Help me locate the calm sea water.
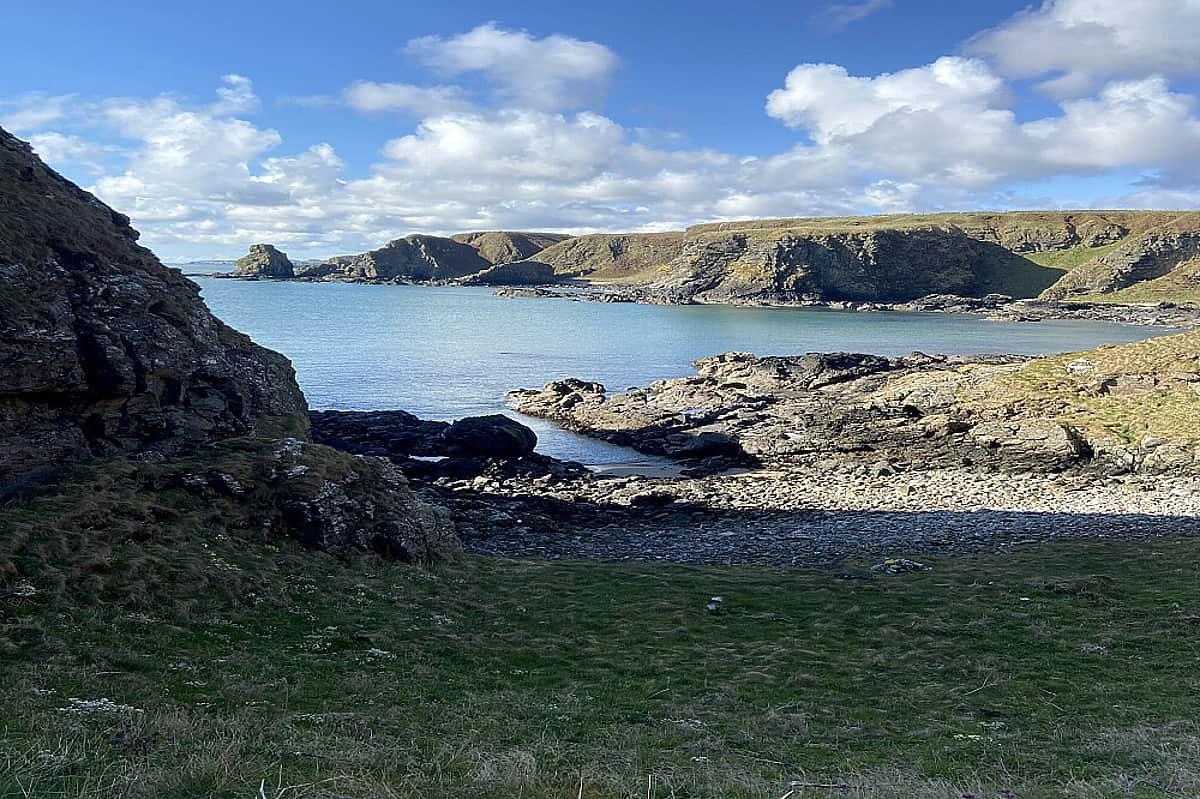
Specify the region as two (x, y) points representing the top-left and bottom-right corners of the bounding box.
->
(195, 279), (1172, 464)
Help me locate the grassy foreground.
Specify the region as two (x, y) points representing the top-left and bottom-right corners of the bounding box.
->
(2, 511), (1199, 798)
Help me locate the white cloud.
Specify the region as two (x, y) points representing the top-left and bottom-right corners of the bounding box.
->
(812, 0), (894, 31)
(8, 10), (1200, 262)
(27, 131), (115, 174)
(210, 74), (260, 115)
(766, 57), (1007, 143)
(405, 23), (618, 110)
(342, 81), (470, 115)
(967, 0), (1200, 96)
(0, 93), (75, 133)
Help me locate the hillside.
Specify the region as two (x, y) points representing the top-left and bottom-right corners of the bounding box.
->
(517, 232), (687, 281)
(233, 211), (1200, 304)
(450, 231), (572, 265)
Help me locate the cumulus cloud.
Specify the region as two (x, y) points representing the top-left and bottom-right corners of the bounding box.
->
(9, 10), (1200, 261)
(967, 0), (1200, 96)
(766, 57), (1007, 142)
(341, 81), (470, 115)
(405, 23), (618, 109)
(0, 92), (75, 133)
(210, 74), (261, 115)
(812, 0), (894, 31)
(27, 131), (115, 174)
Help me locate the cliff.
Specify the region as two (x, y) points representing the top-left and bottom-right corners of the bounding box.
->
(0, 126), (307, 488)
(626, 211), (1200, 304)
(297, 230), (570, 282)
(0, 126), (459, 565)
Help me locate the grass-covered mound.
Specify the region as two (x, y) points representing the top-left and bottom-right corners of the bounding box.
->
(960, 330), (1200, 451)
(2, 467), (1198, 797)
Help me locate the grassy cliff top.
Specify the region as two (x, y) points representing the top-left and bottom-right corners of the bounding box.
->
(683, 210), (1200, 239)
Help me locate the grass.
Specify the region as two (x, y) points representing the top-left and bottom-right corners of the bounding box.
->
(957, 330), (1200, 447)
(3, 465), (1200, 797)
(1022, 241), (1126, 272)
(1072, 259), (1200, 305)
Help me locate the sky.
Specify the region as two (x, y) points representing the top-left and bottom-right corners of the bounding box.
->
(3, 0), (1200, 261)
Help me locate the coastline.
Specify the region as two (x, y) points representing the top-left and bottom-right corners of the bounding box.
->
(187, 270), (1200, 328)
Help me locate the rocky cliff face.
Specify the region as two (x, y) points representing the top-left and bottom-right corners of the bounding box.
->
(301, 231), (570, 282)
(0, 127), (308, 489)
(233, 243), (294, 278)
(1040, 227), (1200, 300)
(563, 212), (1200, 305)
(637, 227), (1008, 303)
(311, 235), (489, 281)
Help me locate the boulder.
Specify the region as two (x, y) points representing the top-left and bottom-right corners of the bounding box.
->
(440, 415), (538, 458)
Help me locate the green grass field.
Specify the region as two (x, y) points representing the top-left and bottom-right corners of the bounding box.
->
(3, 518), (1199, 798)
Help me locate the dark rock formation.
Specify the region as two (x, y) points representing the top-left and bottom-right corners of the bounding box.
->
(441, 414), (537, 458)
(0, 126), (308, 490)
(458, 261), (557, 285)
(310, 409), (586, 483)
(233, 243), (294, 278)
(509, 344), (1198, 475)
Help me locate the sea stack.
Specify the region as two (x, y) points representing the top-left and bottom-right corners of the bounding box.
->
(233, 243), (295, 278)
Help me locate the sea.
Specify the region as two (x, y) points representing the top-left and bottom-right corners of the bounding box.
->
(192, 277), (1174, 465)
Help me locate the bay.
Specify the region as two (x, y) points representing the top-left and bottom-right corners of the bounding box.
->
(195, 279), (1173, 464)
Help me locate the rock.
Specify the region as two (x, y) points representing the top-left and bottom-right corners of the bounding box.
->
(233, 244), (294, 278)
(440, 415), (538, 458)
(0, 126), (308, 491)
(459, 260), (558, 285)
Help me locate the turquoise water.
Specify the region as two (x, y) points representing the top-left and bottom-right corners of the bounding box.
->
(195, 279), (1173, 464)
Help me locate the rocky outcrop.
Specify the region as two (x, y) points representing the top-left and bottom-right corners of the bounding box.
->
(312, 235), (490, 282)
(633, 227), (1063, 304)
(458, 261), (557, 285)
(175, 437), (457, 562)
(297, 231), (570, 283)
(233, 244), (294, 278)
(310, 410), (586, 482)
(1040, 229), (1200, 300)
(511, 333), (1200, 476)
(0, 126), (308, 490)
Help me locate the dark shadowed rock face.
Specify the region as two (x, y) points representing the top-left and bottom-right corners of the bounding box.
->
(234, 244), (294, 278)
(0, 127), (308, 490)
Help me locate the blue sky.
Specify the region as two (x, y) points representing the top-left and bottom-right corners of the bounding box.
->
(4, 0), (1200, 260)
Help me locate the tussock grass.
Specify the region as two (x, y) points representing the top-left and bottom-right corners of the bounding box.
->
(959, 330), (1200, 446)
(3, 465), (1200, 799)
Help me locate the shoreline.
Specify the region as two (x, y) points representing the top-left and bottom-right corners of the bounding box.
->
(188, 272), (1200, 328)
